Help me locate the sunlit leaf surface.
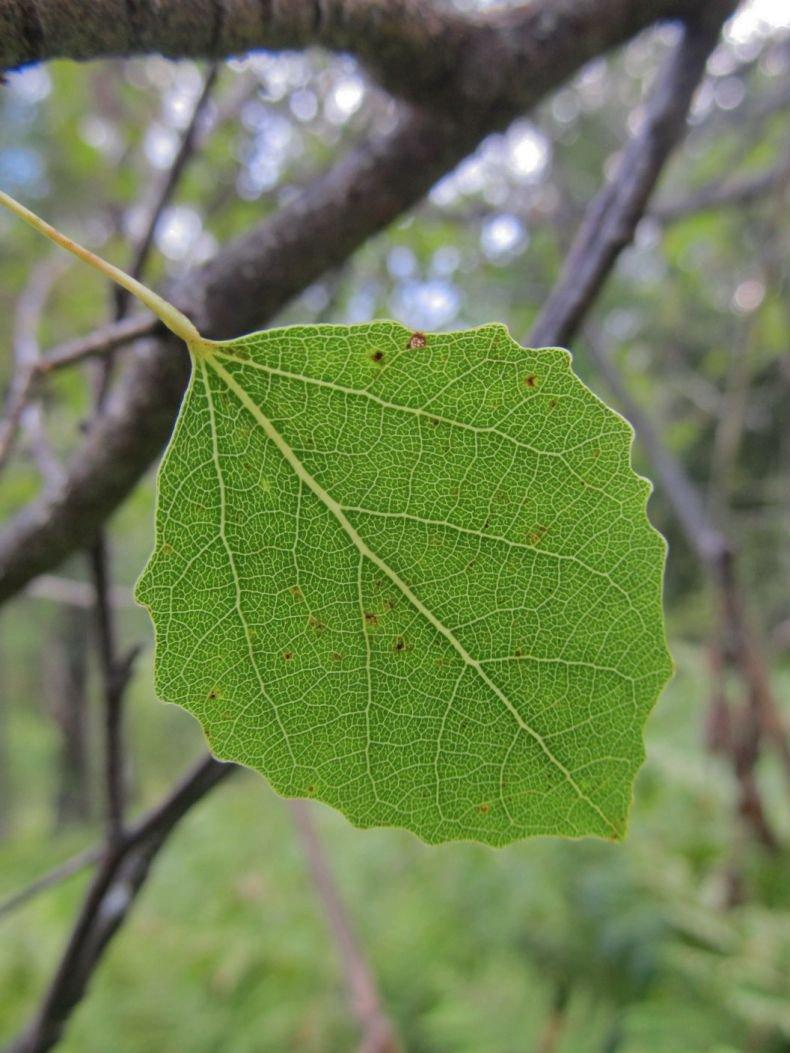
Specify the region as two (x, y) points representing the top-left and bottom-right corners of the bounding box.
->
(136, 321), (671, 844)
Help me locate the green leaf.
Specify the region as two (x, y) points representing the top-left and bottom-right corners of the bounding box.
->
(135, 321), (671, 845)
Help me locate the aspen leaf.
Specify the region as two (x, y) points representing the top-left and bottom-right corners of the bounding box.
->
(136, 322), (671, 844)
(0, 190), (671, 845)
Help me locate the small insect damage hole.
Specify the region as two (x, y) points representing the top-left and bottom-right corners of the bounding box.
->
(407, 331), (427, 349)
(370, 349), (384, 363)
(393, 635), (408, 653)
(207, 687), (221, 700)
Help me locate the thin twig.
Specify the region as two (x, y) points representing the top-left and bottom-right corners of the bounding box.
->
(0, 846), (102, 921)
(116, 63), (220, 318)
(39, 315), (156, 374)
(289, 801), (402, 1053)
(0, 316), (154, 476)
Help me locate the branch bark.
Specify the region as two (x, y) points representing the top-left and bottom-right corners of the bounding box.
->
(530, 0), (737, 349)
(6, 755), (235, 1053)
(0, 0), (717, 605)
(0, 0), (698, 114)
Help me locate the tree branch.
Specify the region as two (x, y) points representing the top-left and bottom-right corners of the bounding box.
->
(0, 0), (699, 115)
(289, 801), (402, 1053)
(0, 0), (716, 606)
(652, 156), (790, 222)
(6, 755), (235, 1053)
(0, 846), (102, 921)
(522, 0), (786, 838)
(530, 0), (737, 349)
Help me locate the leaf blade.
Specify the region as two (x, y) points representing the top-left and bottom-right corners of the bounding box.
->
(136, 321), (671, 845)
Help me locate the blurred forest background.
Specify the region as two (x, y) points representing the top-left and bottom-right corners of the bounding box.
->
(0, 2), (788, 1051)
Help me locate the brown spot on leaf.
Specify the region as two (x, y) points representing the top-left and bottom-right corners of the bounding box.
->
(370, 349), (384, 363)
(407, 331), (427, 349)
(283, 651), (294, 661)
(161, 543), (174, 556)
(364, 611), (379, 627)
(393, 635), (407, 653)
(330, 651), (344, 662)
(290, 585), (303, 599)
(548, 398), (558, 410)
(479, 803), (491, 814)
(308, 615), (325, 633)
(515, 649), (524, 658)
(524, 374), (537, 388)
(207, 688), (220, 700)
(306, 784), (316, 795)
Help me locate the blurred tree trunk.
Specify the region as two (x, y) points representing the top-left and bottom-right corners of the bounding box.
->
(48, 607), (92, 828)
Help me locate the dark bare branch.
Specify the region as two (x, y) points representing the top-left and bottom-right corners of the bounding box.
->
(6, 755), (235, 1053)
(530, 0), (737, 349)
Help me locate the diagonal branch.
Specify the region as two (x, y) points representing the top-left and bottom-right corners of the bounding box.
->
(0, 0), (718, 606)
(289, 801), (402, 1053)
(525, 0), (787, 834)
(6, 755), (235, 1053)
(529, 0), (737, 349)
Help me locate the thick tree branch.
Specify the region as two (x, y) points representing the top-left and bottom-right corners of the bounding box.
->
(0, 0), (698, 115)
(0, 0), (717, 605)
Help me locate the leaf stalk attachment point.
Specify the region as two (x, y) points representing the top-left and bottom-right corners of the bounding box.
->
(0, 189), (203, 349)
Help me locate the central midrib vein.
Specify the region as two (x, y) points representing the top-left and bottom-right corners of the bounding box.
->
(206, 354), (618, 836)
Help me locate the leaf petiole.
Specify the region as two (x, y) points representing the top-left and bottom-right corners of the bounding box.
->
(0, 188), (204, 349)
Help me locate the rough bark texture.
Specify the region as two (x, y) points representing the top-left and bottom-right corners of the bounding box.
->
(0, 0), (695, 113)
